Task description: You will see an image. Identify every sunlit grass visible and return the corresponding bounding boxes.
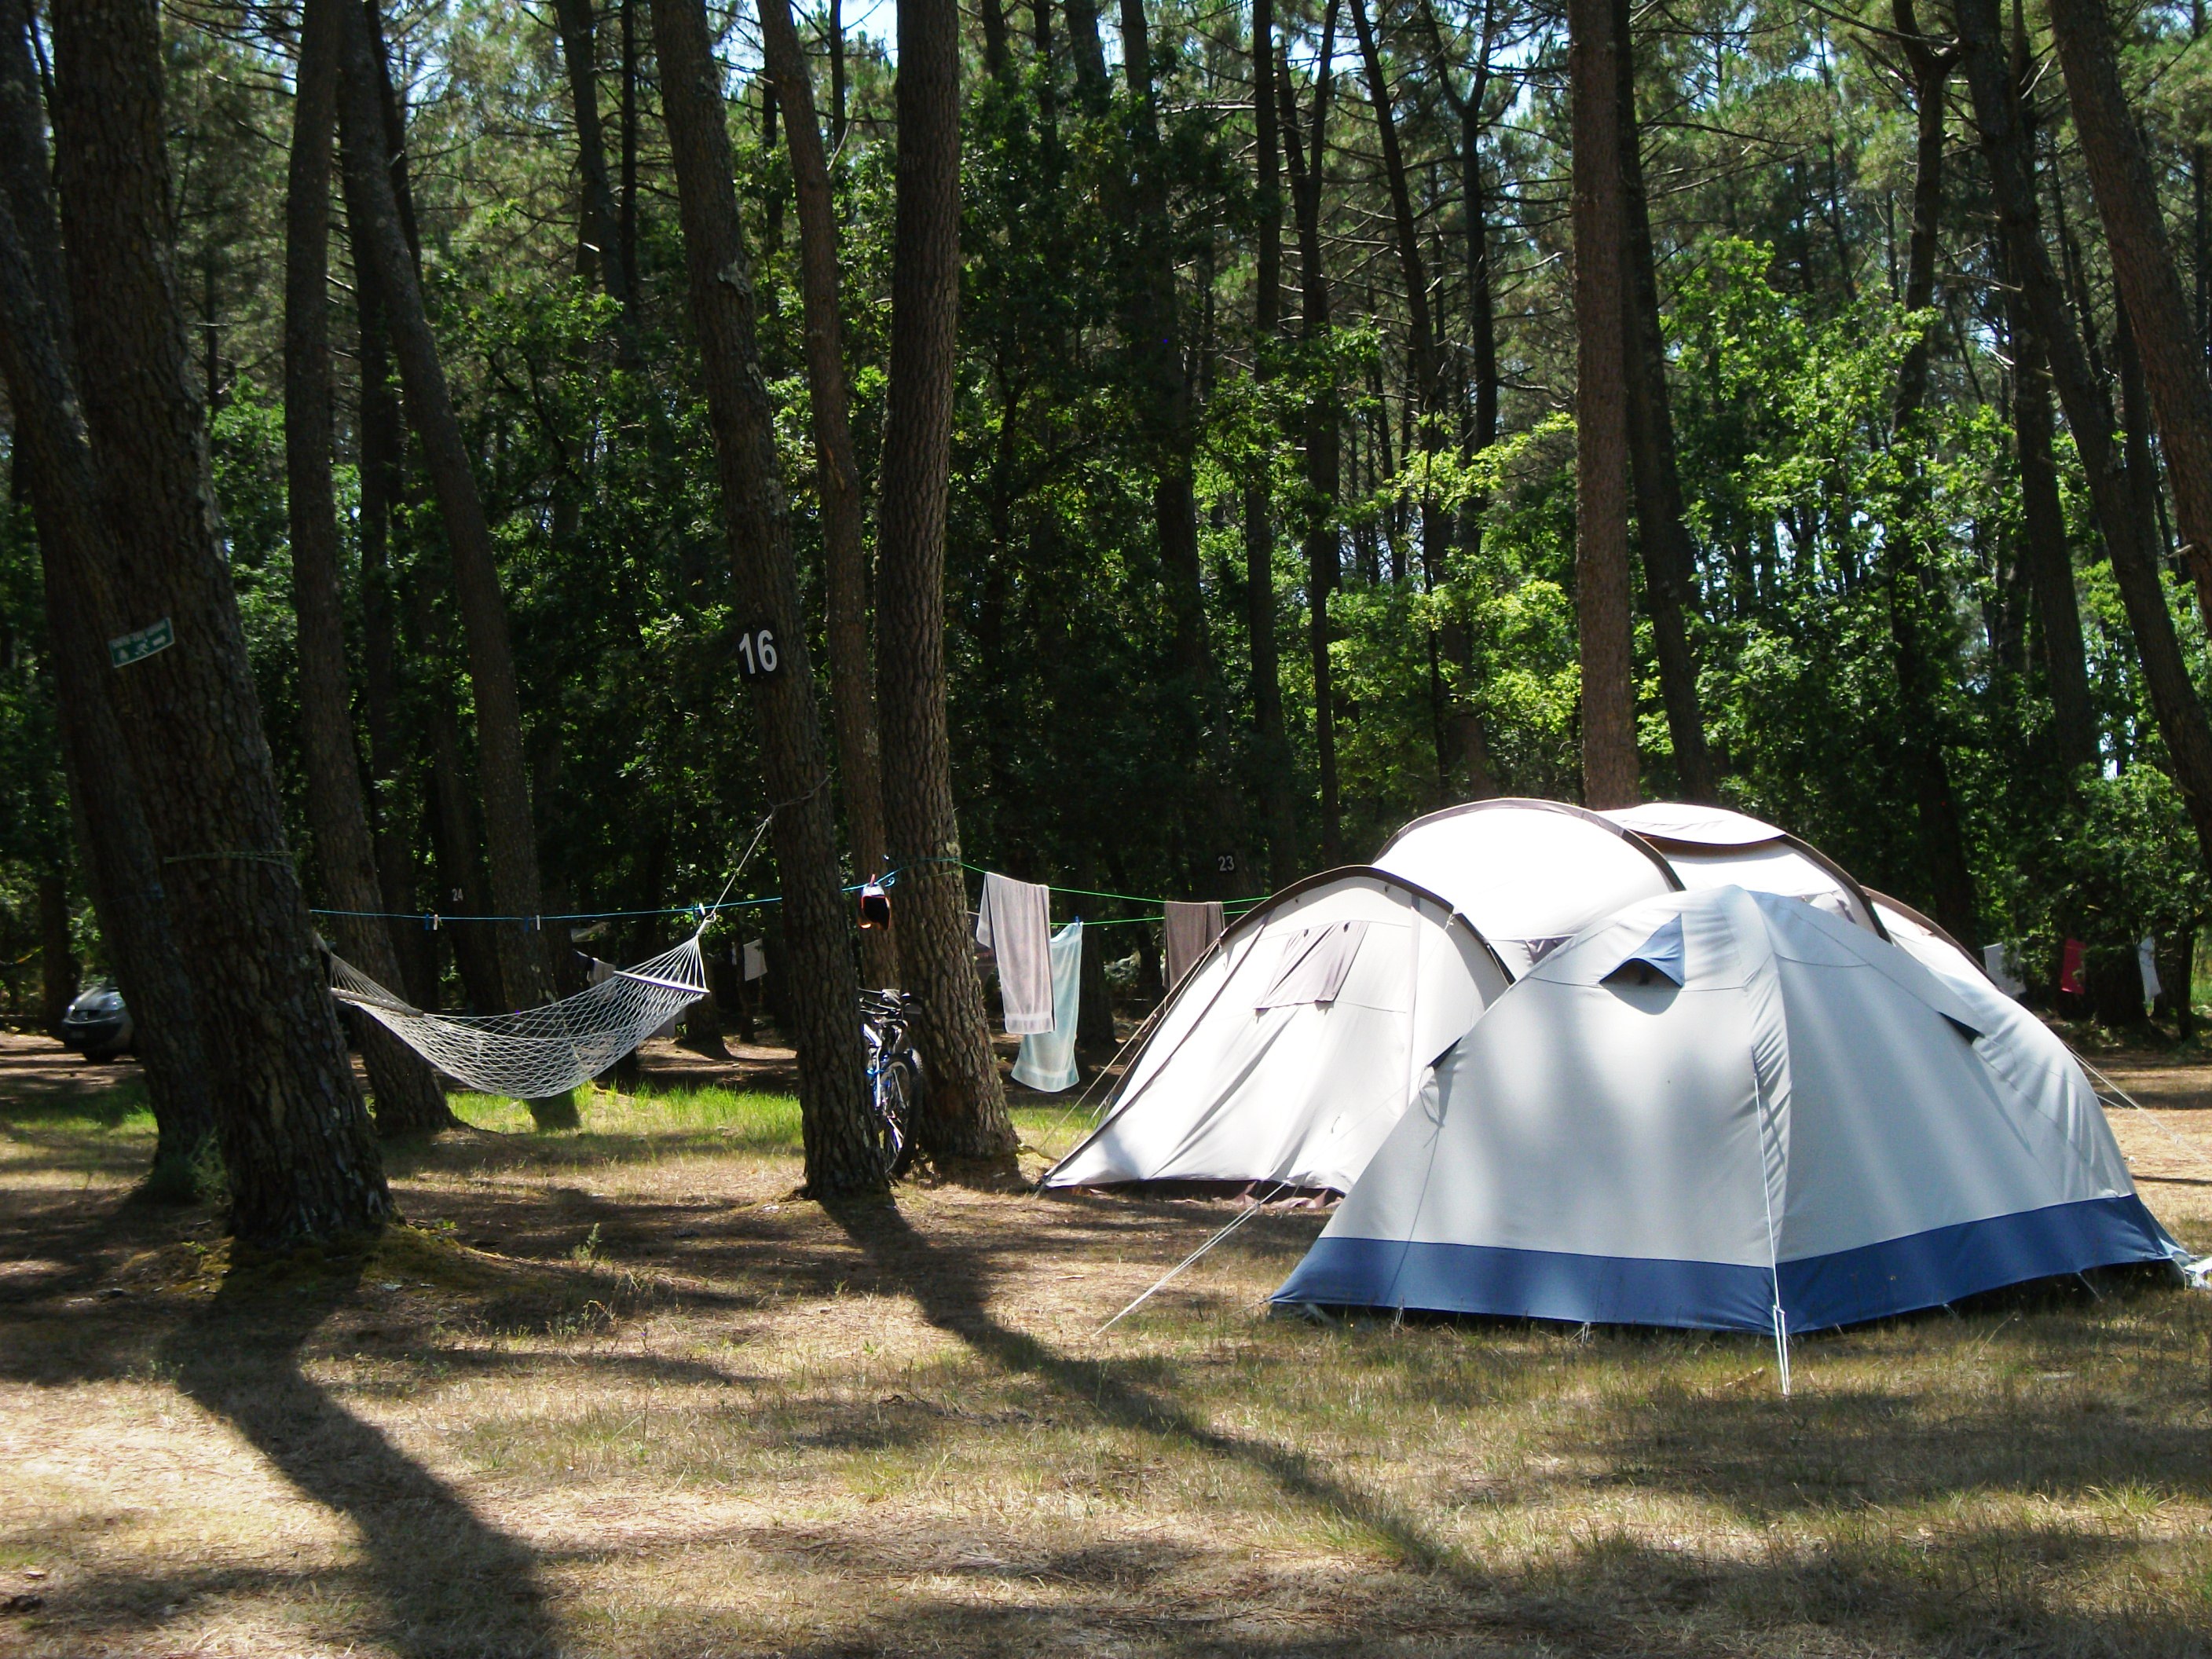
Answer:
[0,1069,154,1136]
[448,1082,804,1149]
[5,1045,2210,1655]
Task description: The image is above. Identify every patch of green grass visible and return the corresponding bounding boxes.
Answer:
[449,1082,804,1149]
[1008,1101,1096,1163]
[0,1071,154,1135]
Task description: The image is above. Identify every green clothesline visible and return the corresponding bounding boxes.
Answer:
[312,862,1265,928]
[927,859,1273,910]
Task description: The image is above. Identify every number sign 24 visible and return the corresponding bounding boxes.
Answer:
[734,625,782,679]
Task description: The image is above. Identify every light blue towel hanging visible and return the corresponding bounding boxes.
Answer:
[1012,920,1083,1093]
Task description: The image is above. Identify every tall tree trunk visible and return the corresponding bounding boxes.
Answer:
[348,2,437,1005]
[37,870,74,1035]
[1033,0,1057,141]
[1351,0,1463,805]
[0,4,214,1168]
[1615,0,1715,801]
[980,0,1013,83]
[1881,5,1980,949]
[830,0,847,146]
[551,0,638,344]
[1569,0,1638,808]
[1282,11,1342,861]
[2047,0,2212,628]
[287,0,453,1133]
[2001,9,2099,776]
[1422,0,1502,799]
[620,0,639,296]
[757,0,895,988]
[416,575,509,1015]
[1958,0,2212,870]
[2116,287,2172,580]
[352,261,433,1005]
[334,0,566,1127]
[2003,258,2099,773]
[27,0,390,1245]
[1247,0,1299,885]
[873,0,1017,1171]
[1350,0,1440,583]
[1066,0,1108,111]
[650,0,882,1194]
[1119,0,1225,883]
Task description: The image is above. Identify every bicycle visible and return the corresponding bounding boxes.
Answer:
[859,987,925,1177]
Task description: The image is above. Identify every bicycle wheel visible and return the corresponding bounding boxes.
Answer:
[873,1054,919,1177]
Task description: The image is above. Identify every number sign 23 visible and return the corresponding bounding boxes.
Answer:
[734,625,782,679]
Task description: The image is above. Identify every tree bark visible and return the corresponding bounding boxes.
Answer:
[287,0,453,1133]
[1614,0,1714,802]
[980,0,1013,84]
[351,255,434,1005]
[1569,0,1639,808]
[1422,0,1502,799]
[38,871,75,1035]
[1,0,217,1175]
[2047,0,2212,627]
[2002,258,2099,774]
[873,0,1018,1171]
[1118,0,1225,884]
[757,0,895,989]
[1989,22,2098,778]
[1881,3,1980,949]
[1066,0,1109,112]
[415,574,511,1016]
[1247,0,1300,885]
[1351,0,1465,805]
[333,0,566,1121]
[32,0,390,1246]
[1957,0,2212,870]
[620,0,640,295]
[551,0,639,357]
[650,0,882,1195]
[1282,13,1342,861]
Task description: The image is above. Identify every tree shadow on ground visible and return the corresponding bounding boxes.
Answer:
[817,1191,2212,1657]
[156,1250,558,1659]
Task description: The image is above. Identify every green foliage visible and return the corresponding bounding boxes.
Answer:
[2022,767,2211,954]
[9,0,2212,1039]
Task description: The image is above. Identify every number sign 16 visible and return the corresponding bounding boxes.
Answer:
[734,625,782,679]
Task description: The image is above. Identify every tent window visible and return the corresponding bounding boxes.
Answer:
[1257,921,1368,1010]
[1602,914,1686,987]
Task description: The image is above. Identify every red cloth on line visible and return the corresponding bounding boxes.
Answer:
[2060,938,2086,996]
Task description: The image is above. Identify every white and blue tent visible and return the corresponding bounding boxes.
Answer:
[1275,885,2185,1331]
[1046,868,1511,1195]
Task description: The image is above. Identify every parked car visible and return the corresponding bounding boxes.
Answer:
[59,983,133,1062]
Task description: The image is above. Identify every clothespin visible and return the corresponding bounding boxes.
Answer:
[429,912,441,932]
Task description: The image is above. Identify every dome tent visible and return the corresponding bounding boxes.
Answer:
[1274,885,2184,1331]
[1601,801,1884,934]
[1864,888,1990,987]
[1045,869,1511,1195]
[1373,799,1682,977]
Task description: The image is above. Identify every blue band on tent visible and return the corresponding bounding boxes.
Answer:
[1273,1195,2178,1332]
[1777,1192,2177,1329]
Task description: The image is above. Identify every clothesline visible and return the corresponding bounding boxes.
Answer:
[310,862,1267,928]
[954,860,1272,910]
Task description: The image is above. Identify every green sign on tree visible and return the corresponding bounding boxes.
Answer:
[107,617,174,668]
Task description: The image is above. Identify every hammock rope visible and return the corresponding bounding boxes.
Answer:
[327,816,775,1099]
[330,933,709,1100]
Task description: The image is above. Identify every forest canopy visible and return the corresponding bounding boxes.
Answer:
[5,0,2212,1067]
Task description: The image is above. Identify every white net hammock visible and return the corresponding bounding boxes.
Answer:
[328,932,709,1099]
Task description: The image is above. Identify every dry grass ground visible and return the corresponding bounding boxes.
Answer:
[2,1030,2210,1658]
